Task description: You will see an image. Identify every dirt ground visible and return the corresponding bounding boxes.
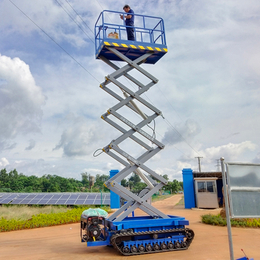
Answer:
[0,194,259,260]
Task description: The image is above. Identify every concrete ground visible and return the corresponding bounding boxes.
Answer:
[0,194,259,260]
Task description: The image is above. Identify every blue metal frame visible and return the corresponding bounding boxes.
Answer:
[86,215,189,247]
[94,10,167,64]
[109,215,188,231]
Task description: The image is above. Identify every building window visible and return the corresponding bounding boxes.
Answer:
[207,181,214,192]
[198,182,206,192]
[197,181,215,193]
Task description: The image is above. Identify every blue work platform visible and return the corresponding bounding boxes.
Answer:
[95,10,167,64]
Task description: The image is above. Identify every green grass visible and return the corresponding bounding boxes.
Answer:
[0,205,111,232]
[0,205,69,221]
[152,194,174,202]
[201,214,260,228]
[176,196,184,205]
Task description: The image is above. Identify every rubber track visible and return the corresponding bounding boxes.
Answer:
[110,228,195,256]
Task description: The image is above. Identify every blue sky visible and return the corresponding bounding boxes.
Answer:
[0,0,259,181]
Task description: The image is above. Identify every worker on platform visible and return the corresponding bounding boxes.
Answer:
[120,4,135,41]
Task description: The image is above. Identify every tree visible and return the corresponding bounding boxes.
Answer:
[94,174,110,191]
[81,172,90,188]
[162,174,169,181]
[132,182,147,193]
[41,177,51,192]
[121,179,128,187]
[129,173,141,185]
[0,169,9,188]
[150,174,168,183]
[163,180,181,194]
[128,180,134,190]
[0,168,106,193]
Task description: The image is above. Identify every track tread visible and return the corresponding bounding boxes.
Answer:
[110,227,194,256]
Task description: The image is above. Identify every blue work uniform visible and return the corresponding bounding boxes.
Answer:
[125,9,135,41]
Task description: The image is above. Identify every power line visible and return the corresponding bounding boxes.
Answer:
[55,0,94,43]
[95,0,106,13]
[8,0,100,84]
[64,0,94,34]
[164,118,201,155]
[155,84,184,122]
[155,131,191,157]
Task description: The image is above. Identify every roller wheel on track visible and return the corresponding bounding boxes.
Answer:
[161,242,167,250]
[174,241,181,249]
[122,246,130,253]
[138,245,145,252]
[167,242,174,249]
[131,245,138,253]
[181,241,187,248]
[153,243,160,251]
[187,229,194,240]
[146,244,152,252]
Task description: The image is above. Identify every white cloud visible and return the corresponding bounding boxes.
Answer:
[0,157,9,167]
[82,168,104,176]
[203,141,257,163]
[25,139,36,151]
[180,141,257,167]
[253,153,260,164]
[0,54,45,142]
[0,141,17,151]
[54,116,107,157]
[162,119,201,145]
[0,0,93,48]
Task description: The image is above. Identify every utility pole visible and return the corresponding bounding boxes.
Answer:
[195,157,203,172]
[216,159,221,172]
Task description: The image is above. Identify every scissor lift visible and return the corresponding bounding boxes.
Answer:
[81,10,194,255]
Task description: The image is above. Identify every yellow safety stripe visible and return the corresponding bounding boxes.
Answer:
[103,41,167,52]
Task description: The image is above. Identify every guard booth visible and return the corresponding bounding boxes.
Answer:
[194,177,219,208]
[182,169,223,209]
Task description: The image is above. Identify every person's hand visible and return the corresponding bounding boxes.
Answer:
[120,14,123,20]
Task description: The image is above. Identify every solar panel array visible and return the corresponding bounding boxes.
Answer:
[0,192,110,205]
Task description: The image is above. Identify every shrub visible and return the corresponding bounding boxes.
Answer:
[201,214,260,228]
